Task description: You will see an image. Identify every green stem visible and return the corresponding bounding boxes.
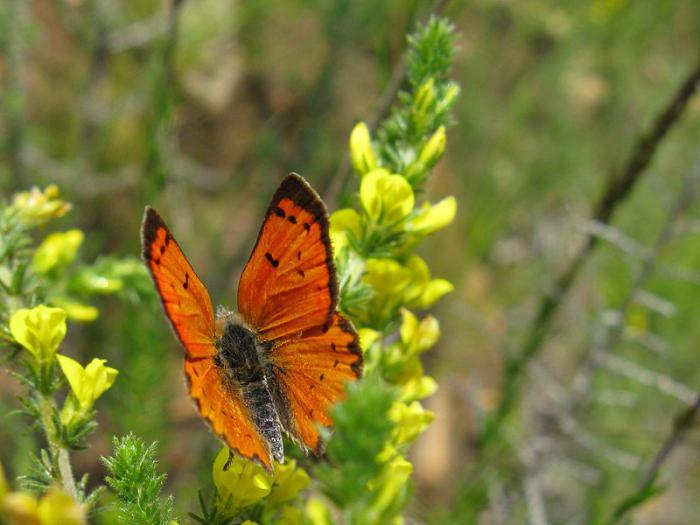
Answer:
[38,391,78,501]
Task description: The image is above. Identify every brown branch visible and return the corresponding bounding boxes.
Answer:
[478,58,700,449]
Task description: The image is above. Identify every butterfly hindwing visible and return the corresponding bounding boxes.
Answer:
[268,313,362,452]
[141,207,273,470]
[185,357,273,470]
[237,174,363,452]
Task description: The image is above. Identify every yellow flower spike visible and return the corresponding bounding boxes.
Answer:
[349,122,378,176]
[267,459,310,506]
[10,306,67,362]
[32,230,84,276]
[56,355,118,410]
[406,196,457,235]
[390,401,435,447]
[212,448,272,515]
[37,487,86,525]
[3,491,40,524]
[329,208,362,253]
[360,169,414,224]
[305,497,333,525]
[414,78,436,116]
[10,185,72,227]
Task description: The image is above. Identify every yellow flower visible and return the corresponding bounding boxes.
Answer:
[406,197,456,235]
[3,491,39,524]
[241,521,258,525]
[399,375,437,402]
[417,126,446,168]
[366,455,413,522]
[10,185,72,227]
[435,82,460,114]
[212,448,272,515]
[358,328,380,350]
[10,306,67,362]
[56,355,118,410]
[32,230,84,276]
[403,256,453,309]
[305,497,333,525]
[37,487,86,525]
[399,309,440,356]
[349,122,378,176]
[360,169,414,225]
[413,78,436,117]
[267,459,310,506]
[390,401,435,447]
[330,208,362,253]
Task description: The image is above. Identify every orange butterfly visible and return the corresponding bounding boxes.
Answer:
[141,173,363,471]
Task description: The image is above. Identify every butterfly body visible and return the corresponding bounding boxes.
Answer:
[213,314,284,463]
[141,173,362,471]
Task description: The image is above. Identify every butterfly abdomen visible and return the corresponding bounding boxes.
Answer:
[214,318,284,463]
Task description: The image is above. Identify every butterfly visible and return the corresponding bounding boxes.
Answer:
[140,173,363,471]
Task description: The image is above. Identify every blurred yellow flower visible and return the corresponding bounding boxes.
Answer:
[399,375,437,402]
[32,230,84,276]
[360,169,414,224]
[268,459,310,506]
[10,185,72,227]
[212,448,272,515]
[3,491,39,524]
[390,401,435,447]
[305,497,333,525]
[49,298,99,323]
[349,122,378,176]
[278,505,304,525]
[56,355,118,409]
[36,487,85,525]
[406,196,456,235]
[10,306,67,362]
[367,455,412,521]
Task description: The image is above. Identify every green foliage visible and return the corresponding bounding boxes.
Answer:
[102,435,175,525]
[316,378,395,508]
[377,16,459,186]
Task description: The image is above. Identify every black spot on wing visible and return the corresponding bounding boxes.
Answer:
[265,252,279,268]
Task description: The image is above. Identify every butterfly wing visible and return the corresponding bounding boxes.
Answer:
[237,174,337,341]
[237,174,363,452]
[141,207,272,470]
[268,313,362,452]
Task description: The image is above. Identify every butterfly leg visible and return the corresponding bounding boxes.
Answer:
[223,449,235,471]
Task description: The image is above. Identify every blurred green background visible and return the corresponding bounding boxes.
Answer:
[2,0,700,523]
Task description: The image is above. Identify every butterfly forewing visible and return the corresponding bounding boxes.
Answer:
[237,174,363,452]
[141,207,273,470]
[237,174,337,341]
